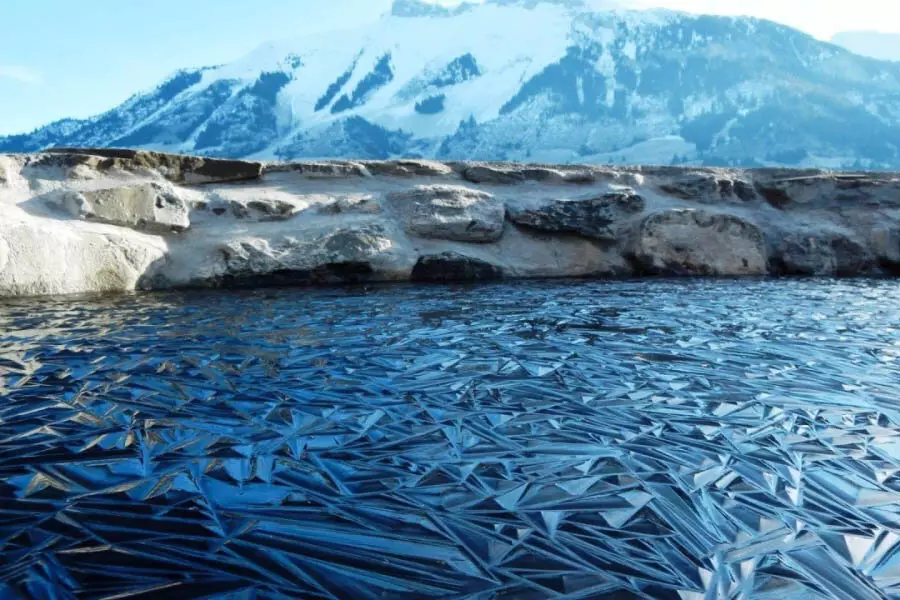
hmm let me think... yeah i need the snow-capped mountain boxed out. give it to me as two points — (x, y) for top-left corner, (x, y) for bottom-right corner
(5, 0), (900, 168)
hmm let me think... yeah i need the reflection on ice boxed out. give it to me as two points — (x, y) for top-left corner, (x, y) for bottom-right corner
(1, 279), (900, 598)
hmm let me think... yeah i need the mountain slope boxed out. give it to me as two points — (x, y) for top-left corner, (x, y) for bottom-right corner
(5, 0), (900, 169)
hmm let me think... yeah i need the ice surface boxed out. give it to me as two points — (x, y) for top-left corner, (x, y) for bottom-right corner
(1, 279), (900, 598)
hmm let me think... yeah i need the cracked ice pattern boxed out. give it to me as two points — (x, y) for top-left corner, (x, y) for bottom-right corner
(2, 279), (900, 599)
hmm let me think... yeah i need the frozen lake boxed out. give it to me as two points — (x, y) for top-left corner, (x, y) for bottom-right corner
(2, 279), (900, 599)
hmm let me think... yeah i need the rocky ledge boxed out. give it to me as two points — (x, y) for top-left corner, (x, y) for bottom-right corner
(0, 147), (899, 297)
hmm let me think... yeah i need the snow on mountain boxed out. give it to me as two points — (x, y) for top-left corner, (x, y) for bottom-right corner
(5, 0), (900, 169)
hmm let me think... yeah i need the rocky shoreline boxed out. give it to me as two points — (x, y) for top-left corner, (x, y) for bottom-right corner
(0, 147), (898, 297)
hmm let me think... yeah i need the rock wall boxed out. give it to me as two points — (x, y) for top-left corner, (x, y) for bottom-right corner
(0, 148), (899, 297)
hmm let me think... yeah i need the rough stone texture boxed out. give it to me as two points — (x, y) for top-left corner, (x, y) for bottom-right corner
(659, 172), (756, 203)
(204, 194), (301, 221)
(43, 148), (263, 184)
(60, 184), (190, 233)
(387, 185), (505, 242)
(265, 161), (371, 178)
(411, 252), (504, 282)
(4, 151), (900, 297)
(755, 172), (900, 210)
(0, 222), (165, 297)
(772, 231), (873, 276)
(364, 160), (454, 178)
(318, 195), (383, 215)
(462, 164), (597, 185)
(872, 227), (900, 273)
(220, 226), (394, 286)
(507, 191), (645, 241)
(628, 209), (768, 276)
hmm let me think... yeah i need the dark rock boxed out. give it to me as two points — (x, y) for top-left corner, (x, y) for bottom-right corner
(659, 172), (757, 202)
(411, 253), (503, 282)
(219, 262), (374, 289)
(771, 232), (873, 276)
(507, 191), (645, 241)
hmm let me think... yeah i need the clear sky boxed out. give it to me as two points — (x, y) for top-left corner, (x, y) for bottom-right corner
(1, 0), (898, 136)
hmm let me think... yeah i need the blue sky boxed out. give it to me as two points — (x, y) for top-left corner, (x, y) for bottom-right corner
(1, 0), (898, 135)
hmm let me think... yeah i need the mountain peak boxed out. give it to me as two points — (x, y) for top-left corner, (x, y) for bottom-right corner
(390, 0), (475, 18)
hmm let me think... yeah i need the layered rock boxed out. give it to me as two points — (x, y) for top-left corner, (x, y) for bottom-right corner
(2, 149), (900, 297)
(507, 191), (645, 241)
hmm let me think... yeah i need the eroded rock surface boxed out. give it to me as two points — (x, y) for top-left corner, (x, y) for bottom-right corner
(0, 222), (165, 296)
(411, 252), (504, 282)
(772, 231), (872, 276)
(44, 148), (263, 184)
(2, 150), (900, 297)
(219, 226), (394, 287)
(628, 209), (768, 275)
(387, 185), (504, 242)
(507, 191), (645, 241)
(59, 183), (190, 233)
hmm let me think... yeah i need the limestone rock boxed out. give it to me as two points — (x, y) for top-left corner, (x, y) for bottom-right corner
(0, 222), (165, 297)
(507, 191), (645, 241)
(628, 209), (768, 275)
(411, 253), (504, 282)
(387, 185), (504, 242)
(61, 183), (190, 233)
(772, 231), (872, 276)
(219, 225), (394, 286)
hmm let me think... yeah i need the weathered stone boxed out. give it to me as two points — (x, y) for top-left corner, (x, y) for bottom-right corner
(0, 237), (8, 272)
(364, 160), (454, 177)
(660, 173), (756, 202)
(44, 148), (263, 184)
(411, 252), (504, 282)
(628, 209), (768, 275)
(266, 161), (371, 178)
(507, 191), (645, 241)
(462, 165), (526, 185)
(387, 185), (505, 242)
(60, 183), (190, 233)
(462, 164), (597, 185)
(220, 226), (394, 286)
(772, 231), (873, 276)
(205, 194), (301, 221)
(0, 222), (165, 297)
(319, 195), (383, 215)
(872, 227), (900, 274)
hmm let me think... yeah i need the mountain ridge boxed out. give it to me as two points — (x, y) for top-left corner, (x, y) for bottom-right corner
(4, 0), (900, 169)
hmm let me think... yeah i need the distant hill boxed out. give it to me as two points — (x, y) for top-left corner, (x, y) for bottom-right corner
(4, 0), (900, 169)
